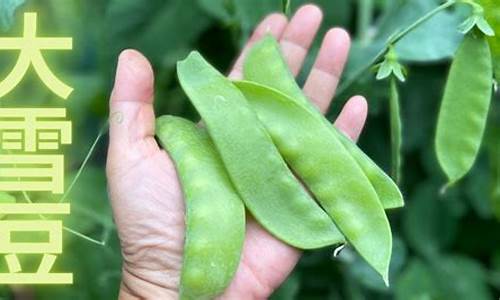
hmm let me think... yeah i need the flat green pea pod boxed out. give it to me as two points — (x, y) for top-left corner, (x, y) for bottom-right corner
(436, 30), (493, 187)
(156, 116), (245, 300)
(243, 36), (404, 209)
(177, 52), (344, 249)
(336, 131), (402, 210)
(235, 80), (392, 284)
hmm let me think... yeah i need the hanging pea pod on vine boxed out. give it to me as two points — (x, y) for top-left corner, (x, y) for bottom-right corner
(435, 0), (495, 190)
(375, 46), (406, 185)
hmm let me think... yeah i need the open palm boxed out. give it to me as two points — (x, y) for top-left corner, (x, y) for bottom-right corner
(106, 5), (369, 299)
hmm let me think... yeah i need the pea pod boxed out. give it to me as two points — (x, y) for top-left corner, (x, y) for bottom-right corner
(156, 116), (245, 299)
(389, 78), (402, 184)
(177, 52), (344, 249)
(436, 30), (493, 186)
(243, 36), (404, 209)
(235, 80), (392, 284)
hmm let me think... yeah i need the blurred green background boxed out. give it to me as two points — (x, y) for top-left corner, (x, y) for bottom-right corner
(0, 0), (499, 299)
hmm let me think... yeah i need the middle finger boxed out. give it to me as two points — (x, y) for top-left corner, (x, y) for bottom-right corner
(279, 4), (323, 76)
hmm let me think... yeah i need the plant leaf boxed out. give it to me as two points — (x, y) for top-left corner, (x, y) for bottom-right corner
(376, 0), (464, 62)
(376, 60), (392, 80)
(476, 16), (495, 36)
(0, 0), (25, 31)
(458, 16), (477, 34)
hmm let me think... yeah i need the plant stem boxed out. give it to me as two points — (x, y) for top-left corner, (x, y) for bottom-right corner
(282, 0), (291, 16)
(337, 0), (457, 95)
(357, 0), (374, 43)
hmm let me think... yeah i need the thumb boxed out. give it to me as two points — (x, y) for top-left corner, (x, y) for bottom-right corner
(108, 50), (158, 164)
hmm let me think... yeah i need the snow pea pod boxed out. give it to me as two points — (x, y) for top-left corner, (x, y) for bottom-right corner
(155, 116), (245, 300)
(389, 78), (402, 184)
(436, 30), (493, 186)
(243, 36), (403, 209)
(177, 52), (344, 249)
(336, 131), (403, 210)
(235, 80), (392, 283)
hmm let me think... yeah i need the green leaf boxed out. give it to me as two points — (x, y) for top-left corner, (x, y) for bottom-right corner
(197, 0), (234, 24)
(0, 0), (25, 31)
(395, 259), (439, 300)
(476, 16), (495, 36)
(403, 182), (460, 257)
(270, 272), (300, 299)
(458, 15), (477, 34)
(429, 255), (492, 300)
(489, 115), (500, 220)
(465, 158), (494, 219)
(376, 60), (392, 80)
(478, 0), (500, 78)
(376, 0), (465, 62)
(396, 256), (492, 300)
(392, 64), (406, 82)
(375, 47), (406, 82)
(459, 15), (495, 36)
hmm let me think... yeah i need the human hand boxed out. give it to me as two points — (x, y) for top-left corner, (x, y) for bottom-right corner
(106, 4), (369, 299)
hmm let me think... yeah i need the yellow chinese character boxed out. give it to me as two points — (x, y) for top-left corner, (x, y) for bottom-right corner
(0, 154), (64, 193)
(0, 13), (73, 99)
(0, 108), (70, 193)
(0, 203), (72, 284)
(0, 108), (72, 152)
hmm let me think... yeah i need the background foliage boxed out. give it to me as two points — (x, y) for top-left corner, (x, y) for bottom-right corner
(0, 0), (499, 299)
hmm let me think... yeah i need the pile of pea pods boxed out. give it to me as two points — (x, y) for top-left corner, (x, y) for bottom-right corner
(155, 36), (404, 299)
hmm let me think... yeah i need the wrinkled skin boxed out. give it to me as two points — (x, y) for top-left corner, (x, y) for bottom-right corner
(107, 4), (369, 299)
